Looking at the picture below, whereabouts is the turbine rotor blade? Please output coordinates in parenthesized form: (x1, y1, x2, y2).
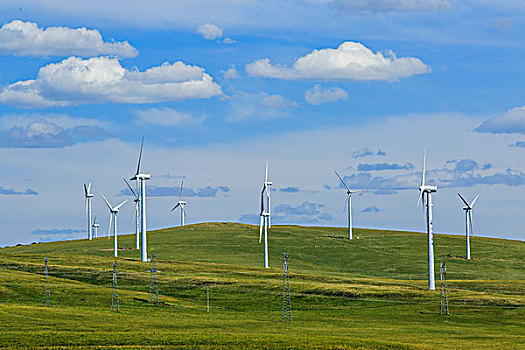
(334, 171, 351, 192)
(124, 178, 137, 198)
(457, 193, 470, 208)
(470, 194, 480, 208)
(136, 136, 144, 176)
(171, 203, 181, 211)
(108, 213, 113, 238)
(100, 193, 113, 211)
(182, 206, 187, 217)
(179, 180, 184, 202)
(265, 159, 269, 183)
(259, 216, 264, 243)
(114, 200, 127, 211)
(87, 182, 92, 194)
(84, 184, 88, 197)
(421, 141, 427, 187)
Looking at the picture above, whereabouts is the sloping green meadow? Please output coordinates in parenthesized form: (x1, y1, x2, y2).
(0, 223, 523, 349)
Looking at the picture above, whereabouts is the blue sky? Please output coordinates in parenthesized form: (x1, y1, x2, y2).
(1, 0, 525, 245)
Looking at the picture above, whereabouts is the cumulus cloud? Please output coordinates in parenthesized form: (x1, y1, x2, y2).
(245, 41, 430, 81)
(134, 107, 205, 127)
(475, 106, 525, 134)
(357, 162, 414, 171)
(222, 65, 241, 80)
(330, 0, 451, 13)
(120, 185, 229, 198)
(240, 201, 332, 224)
(196, 23, 223, 40)
(227, 91, 298, 121)
(305, 84, 348, 105)
(352, 148, 386, 159)
(280, 186, 300, 193)
(0, 118, 110, 148)
(0, 20, 137, 58)
(509, 141, 525, 148)
(223, 37, 237, 44)
(339, 160, 525, 195)
(0, 56, 222, 108)
(30, 228, 85, 242)
(361, 206, 382, 213)
(0, 186, 37, 195)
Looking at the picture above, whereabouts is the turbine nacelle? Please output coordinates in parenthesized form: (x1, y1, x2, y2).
(419, 185, 437, 193)
(131, 173, 151, 181)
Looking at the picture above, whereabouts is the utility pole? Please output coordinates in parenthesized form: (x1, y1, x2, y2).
(282, 253, 292, 322)
(440, 262, 449, 315)
(111, 261, 119, 312)
(42, 257, 50, 307)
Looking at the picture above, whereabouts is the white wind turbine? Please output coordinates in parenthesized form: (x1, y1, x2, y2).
(458, 193, 479, 260)
(84, 183, 93, 240)
(92, 216, 100, 239)
(130, 137, 151, 262)
(417, 144, 438, 290)
(171, 181, 187, 226)
(101, 193, 126, 258)
(124, 178, 141, 250)
(259, 160, 272, 269)
(335, 171, 364, 240)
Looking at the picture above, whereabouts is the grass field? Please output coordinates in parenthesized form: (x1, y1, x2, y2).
(0, 223, 523, 349)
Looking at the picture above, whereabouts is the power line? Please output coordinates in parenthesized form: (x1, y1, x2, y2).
(440, 262, 449, 315)
(149, 254, 158, 303)
(111, 261, 119, 312)
(41, 257, 50, 307)
(282, 253, 292, 322)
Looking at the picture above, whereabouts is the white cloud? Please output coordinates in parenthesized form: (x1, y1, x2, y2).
(475, 106, 525, 134)
(305, 84, 348, 105)
(0, 56, 223, 107)
(228, 92, 298, 121)
(0, 20, 138, 58)
(330, 0, 451, 13)
(134, 107, 205, 127)
(222, 65, 241, 80)
(260, 94, 298, 108)
(223, 37, 237, 44)
(246, 41, 430, 81)
(196, 23, 223, 40)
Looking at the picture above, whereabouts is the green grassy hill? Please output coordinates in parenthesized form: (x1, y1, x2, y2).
(0, 223, 523, 349)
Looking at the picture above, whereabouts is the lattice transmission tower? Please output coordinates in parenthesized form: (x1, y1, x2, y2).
(42, 257, 50, 307)
(440, 262, 449, 315)
(111, 261, 119, 312)
(149, 254, 158, 302)
(282, 253, 292, 322)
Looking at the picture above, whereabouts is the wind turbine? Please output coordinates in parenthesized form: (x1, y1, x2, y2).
(335, 171, 364, 240)
(259, 160, 272, 269)
(101, 193, 126, 258)
(458, 193, 479, 260)
(84, 183, 93, 240)
(171, 181, 187, 226)
(124, 178, 141, 249)
(130, 137, 151, 262)
(92, 216, 100, 239)
(417, 144, 438, 290)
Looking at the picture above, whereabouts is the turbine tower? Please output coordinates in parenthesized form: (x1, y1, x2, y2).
(92, 216, 100, 238)
(417, 144, 437, 291)
(101, 193, 126, 258)
(335, 171, 364, 240)
(124, 178, 141, 250)
(171, 180, 187, 226)
(458, 193, 479, 260)
(84, 183, 93, 240)
(130, 137, 151, 262)
(259, 160, 272, 269)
